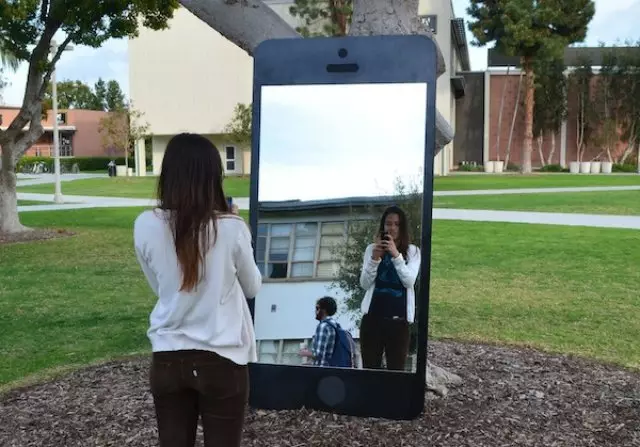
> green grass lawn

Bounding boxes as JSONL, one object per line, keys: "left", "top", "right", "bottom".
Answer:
{"left": 1, "top": 207, "right": 638, "bottom": 391}
{"left": 16, "top": 174, "right": 640, "bottom": 199}
{"left": 17, "top": 176, "right": 251, "bottom": 199}
{"left": 432, "top": 173, "right": 640, "bottom": 190}
{"left": 17, "top": 201, "right": 50, "bottom": 206}
{"left": 434, "top": 190, "right": 640, "bottom": 215}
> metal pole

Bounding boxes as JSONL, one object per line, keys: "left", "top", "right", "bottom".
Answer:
{"left": 51, "top": 40, "right": 63, "bottom": 204}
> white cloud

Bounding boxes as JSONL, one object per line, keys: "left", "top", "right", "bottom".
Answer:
{"left": 258, "top": 83, "right": 426, "bottom": 202}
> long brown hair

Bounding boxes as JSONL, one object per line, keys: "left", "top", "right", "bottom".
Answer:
{"left": 378, "top": 205, "right": 410, "bottom": 260}
{"left": 157, "top": 133, "right": 230, "bottom": 292}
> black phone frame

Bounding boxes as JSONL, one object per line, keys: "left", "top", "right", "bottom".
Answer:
{"left": 248, "top": 35, "right": 437, "bottom": 420}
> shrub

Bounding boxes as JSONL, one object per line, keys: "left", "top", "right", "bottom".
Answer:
{"left": 612, "top": 163, "right": 637, "bottom": 173}
{"left": 538, "top": 164, "right": 567, "bottom": 172}
{"left": 506, "top": 162, "right": 520, "bottom": 172}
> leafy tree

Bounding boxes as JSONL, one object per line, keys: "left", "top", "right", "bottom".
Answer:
{"left": 98, "top": 106, "right": 150, "bottom": 172}
{"left": 93, "top": 78, "right": 107, "bottom": 111}
{"left": 0, "top": 39, "right": 20, "bottom": 71}
{"left": 289, "top": 0, "right": 352, "bottom": 37}
{"left": 468, "top": 0, "right": 595, "bottom": 173}
{"left": 224, "top": 103, "right": 252, "bottom": 145}
{"left": 43, "top": 80, "right": 98, "bottom": 110}
{"left": 0, "top": 0, "right": 177, "bottom": 233}
{"left": 617, "top": 42, "right": 640, "bottom": 165}
{"left": 533, "top": 55, "right": 567, "bottom": 166}
{"left": 567, "top": 56, "right": 595, "bottom": 163}
{"left": 105, "top": 80, "right": 126, "bottom": 111}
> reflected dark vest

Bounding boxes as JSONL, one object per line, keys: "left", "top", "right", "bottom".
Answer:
{"left": 368, "top": 253, "right": 407, "bottom": 320}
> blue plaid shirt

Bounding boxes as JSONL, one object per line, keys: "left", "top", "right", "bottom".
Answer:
{"left": 311, "top": 317, "right": 336, "bottom": 366}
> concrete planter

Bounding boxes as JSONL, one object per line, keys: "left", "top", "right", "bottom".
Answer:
{"left": 494, "top": 161, "right": 505, "bottom": 173}
{"left": 569, "top": 162, "right": 580, "bottom": 174}
{"left": 579, "top": 162, "right": 591, "bottom": 174}
{"left": 127, "top": 167, "right": 134, "bottom": 177}
{"left": 484, "top": 161, "right": 495, "bottom": 173}
{"left": 115, "top": 165, "right": 127, "bottom": 177}
{"left": 601, "top": 161, "right": 613, "bottom": 174}
{"left": 590, "top": 161, "right": 602, "bottom": 174}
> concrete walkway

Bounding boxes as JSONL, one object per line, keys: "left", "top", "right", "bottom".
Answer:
{"left": 16, "top": 173, "right": 107, "bottom": 187}
{"left": 433, "top": 208, "right": 640, "bottom": 230}
{"left": 434, "top": 185, "right": 640, "bottom": 196}
{"left": 17, "top": 193, "right": 250, "bottom": 212}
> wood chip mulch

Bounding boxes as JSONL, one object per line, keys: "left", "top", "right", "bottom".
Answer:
{"left": 1, "top": 341, "right": 638, "bottom": 447}
{"left": 0, "top": 229, "right": 75, "bottom": 245}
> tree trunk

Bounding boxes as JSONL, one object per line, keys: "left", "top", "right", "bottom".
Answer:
{"left": 494, "top": 66, "right": 511, "bottom": 162}
{"left": 521, "top": 58, "right": 535, "bottom": 174}
{"left": 548, "top": 130, "right": 557, "bottom": 165}
{"left": 180, "top": 0, "right": 461, "bottom": 397}
{"left": 178, "top": 0, "right": 453, "bottom": 151}
{"left": 505, "top": 72, "right": 524, "bottom": 167}
{"left": 0, "top": 144, "right": 28, "bottom": 234}
{"left": 537, "top": 134, "right": 545, "bottom": 167}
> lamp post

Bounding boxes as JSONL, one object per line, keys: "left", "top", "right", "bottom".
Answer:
{"left": 50, "top": 40, "right": 73, "bottom": 204}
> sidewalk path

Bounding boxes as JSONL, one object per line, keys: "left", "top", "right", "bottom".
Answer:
{"left": 433, "top": 185, "right": 640, "bottom": 196}
{"left": 433, "top": 208, "right": 640, "bottom": 230}
{"left": 17, "top": 173, "right": 107, "bottom": 187}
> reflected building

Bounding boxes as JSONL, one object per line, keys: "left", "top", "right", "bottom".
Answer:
{"left": 253, "top": 195, "right": 417, "bottom": 372}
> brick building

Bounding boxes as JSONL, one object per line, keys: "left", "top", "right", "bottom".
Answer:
{"left": 0, "top": 107, "right": 112, "bottom": 158}
{"left": 453, "top": 46, "right": 640, "bottom": 168}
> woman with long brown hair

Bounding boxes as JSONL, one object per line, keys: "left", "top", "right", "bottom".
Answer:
{"left": 133, "top": 133, "right": 261, "bottom": 447}
{"left": 359, "top": 205, "right": 420, "bottom": 371}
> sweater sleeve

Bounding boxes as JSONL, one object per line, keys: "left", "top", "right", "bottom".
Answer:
{"left": 391, "top": 245, "right": 421, "bottom": 289}
{"left": 234, "top": 221, "right": 262, "bottom": 299}
{"left": 133, "top": 216, "right": 160, "bottom": 297}
{"left": 359, "top": 244, "right": 381, "bottom": 290}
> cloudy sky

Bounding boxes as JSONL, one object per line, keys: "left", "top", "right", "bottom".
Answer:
{"left": 258, "top": 83, "right": 426, "bottom": 202}
{"left": 1, "top": 0, "right": 639, "bottom": 106}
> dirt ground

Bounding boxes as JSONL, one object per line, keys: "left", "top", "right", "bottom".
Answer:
{"left": 1, "top": 340, "right": 638, "bottom": 446}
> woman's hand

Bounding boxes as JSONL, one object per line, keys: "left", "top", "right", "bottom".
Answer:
{"left": 372, "top": 236, "right": 385, "bottom": 260}
{"left": 231, "top": 204, "right": 239, "bottom": 215}
{"left": 299, "top": 348, "right": 313, "bottom": 358}
{"left": 382, "top": 236, "right": 400, "bottom": 258}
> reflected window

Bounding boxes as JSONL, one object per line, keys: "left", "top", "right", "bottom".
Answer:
{"left": 258, "top": 220, "right": 346, "bottom": 280}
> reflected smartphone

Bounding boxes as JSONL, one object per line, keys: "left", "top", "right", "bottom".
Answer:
{"left": 249, "top": 35, "right": 438, "bottom": 421}
{"left": 381, "top": 230, "right": 389, "bottom": 241}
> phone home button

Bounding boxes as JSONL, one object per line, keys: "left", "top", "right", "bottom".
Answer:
{"left": 317, "top": 375, "right": 346, "bottom": 407}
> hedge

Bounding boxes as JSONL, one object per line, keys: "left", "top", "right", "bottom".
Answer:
{"left": 17, "top": 156, "right": 151, "bottom": 172}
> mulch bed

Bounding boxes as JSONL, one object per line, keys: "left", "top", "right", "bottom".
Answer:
{"left": 0, "top": 229, "right": 75, "bottom": 245}
{"left": 1, "top": 341, "right": 638, "bottom": 447}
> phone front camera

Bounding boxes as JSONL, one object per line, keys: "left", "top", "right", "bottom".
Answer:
{"left": 338, "top": 48, "right": 348, "bottom": 58}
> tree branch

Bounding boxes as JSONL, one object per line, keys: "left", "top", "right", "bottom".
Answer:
{"left": 177, "top": 0, "right": 300, "bottom": 55}
{"left": 180, "top": 0, "right": 452, "bottom": 151}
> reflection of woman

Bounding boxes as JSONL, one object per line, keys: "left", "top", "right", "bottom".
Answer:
{"left": 133, "top": 133, "right": 262, "bottom": 447}
{"left": 359, "top": 205, "right": 421, "bottom": 371}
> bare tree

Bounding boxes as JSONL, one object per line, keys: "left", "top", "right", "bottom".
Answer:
{"left": 177, "top": 0, "right": 459, "bottom": 395}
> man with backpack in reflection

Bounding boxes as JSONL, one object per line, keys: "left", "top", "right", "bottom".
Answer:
{"left": 299, "top": 296, "right": 357, "bottom": 367}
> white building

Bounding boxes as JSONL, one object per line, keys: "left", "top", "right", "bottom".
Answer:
{"left": 127, "top": 0, "right": 471, "bottom": 177}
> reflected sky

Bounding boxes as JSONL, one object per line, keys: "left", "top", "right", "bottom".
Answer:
{"left": 258, "top": 83, "right": 427, "bottom": 202}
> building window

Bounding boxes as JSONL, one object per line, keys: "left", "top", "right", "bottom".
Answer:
{"left": 420, "top": 14, "right": 437, "bottom": 34}
{"left": 256, "top": 220, "right": 347, "bottom": 280}
{"left": 60, "top": 134, "right": 73, "bottom": 157}
{"left": 225, "top": 145, "right": 236, "bottom": 172}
